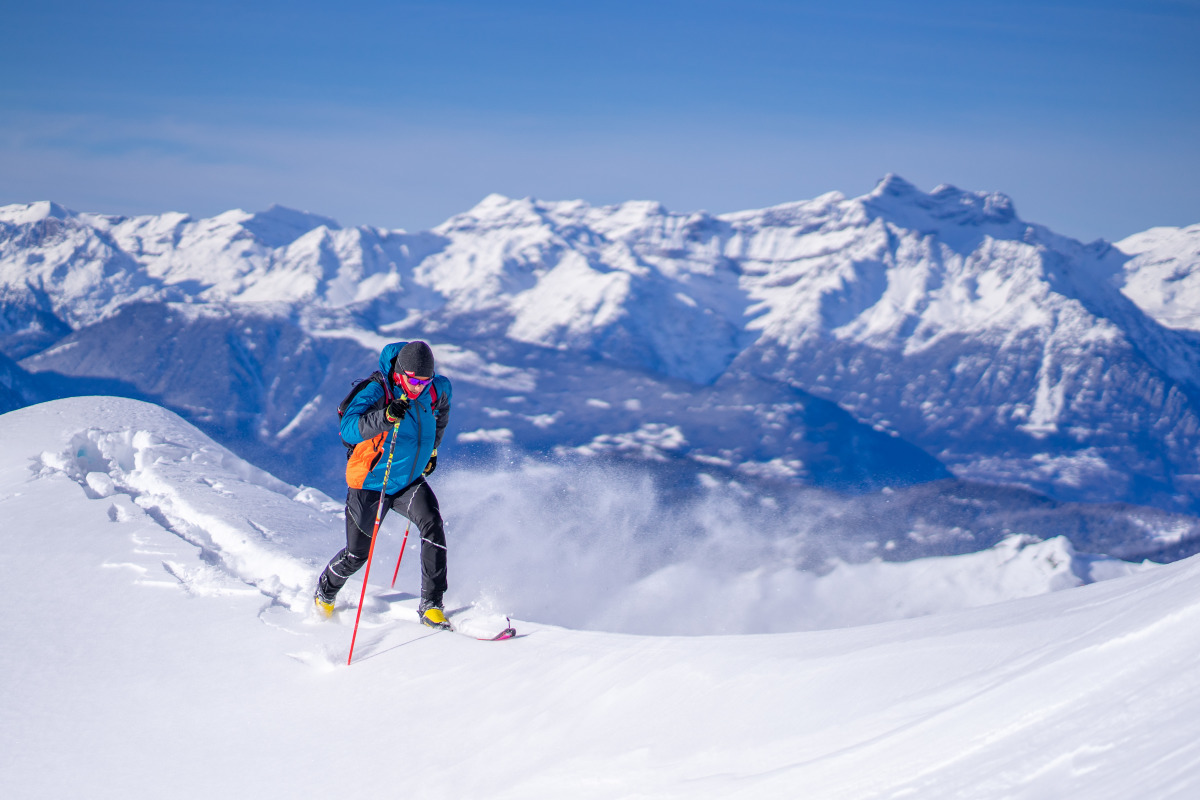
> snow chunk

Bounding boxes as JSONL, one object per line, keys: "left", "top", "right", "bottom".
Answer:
{"left": 457, "top": 427, "right": 515, "bottom": 445}
{"left": 569, "top": 423, "right": 688, "bottom": 461}
{"left": 737, "top": 458, "right": 807, "bottom": 479}
{"left": 85, "top": 471, "right": 116, "bottom": 498}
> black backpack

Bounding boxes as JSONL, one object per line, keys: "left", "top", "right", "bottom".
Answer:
{"left": 336, "top": 371, "right": 392, "bottom": 457}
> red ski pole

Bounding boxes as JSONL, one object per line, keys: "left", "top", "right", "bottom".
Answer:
{"left": 347, "top": 423, "right": 401, "bottom": 666}
{"left": 390, "top": 520, "right": 411, "bottom": 589}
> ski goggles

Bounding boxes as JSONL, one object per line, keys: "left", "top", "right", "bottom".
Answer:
{"left": 395, "top": 370, "right": 432, "bottom": 387}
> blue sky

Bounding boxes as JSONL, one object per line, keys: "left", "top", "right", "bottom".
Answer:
{"left": 1, "top": 0, "right": 1196, "bottom": 241}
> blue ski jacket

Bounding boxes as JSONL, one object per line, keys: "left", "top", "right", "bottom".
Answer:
{"left": 341, "top": 342, "right": 452, "bottom": 494}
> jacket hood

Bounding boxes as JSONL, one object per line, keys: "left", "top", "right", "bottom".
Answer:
{"left": 378, "top": 341, "right": 405, "bottom": 387}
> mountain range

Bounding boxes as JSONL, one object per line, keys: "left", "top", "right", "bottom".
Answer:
{"left": 4, "top": 177, "right": 1200, "bottom": 560}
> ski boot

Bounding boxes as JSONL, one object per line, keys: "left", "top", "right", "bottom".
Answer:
{"left": 313, "top": 588, "right": 335, "bottom": 620}
{"left": 418, "top": 599, "right": 453, "bottom": 631}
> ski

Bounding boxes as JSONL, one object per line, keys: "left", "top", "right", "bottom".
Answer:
{"left": 434, "top": 616, "right": 516, "bottom": 640}
{"left": 479, "top": 619, "right": 518, "bottom": 641}
{"left": 375, "top": 594, "right": 517, "bottom": 641}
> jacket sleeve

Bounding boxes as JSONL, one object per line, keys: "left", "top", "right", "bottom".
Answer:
{"left": 432, "top": 376, "right": 452, "bottom": 449}
{"left": 340, "top": 382, "right": 389, "bottom": 444}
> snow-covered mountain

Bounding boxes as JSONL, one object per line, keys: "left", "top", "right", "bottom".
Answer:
{"left": 1117, "top": 222, "right": 1200, "bottom": 331}
{"left": 4, "top": 396, "right": 1199, "bottom": 798}
{"left": 723, "top": 178, "right": 1200, "bottom": 510}
{"left": 4, "top": 179, "right": 1200, "bottom": 522}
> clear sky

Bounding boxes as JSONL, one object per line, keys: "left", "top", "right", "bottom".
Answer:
{"left": 1, "top": 0, "right": 1197, "bottom": 242}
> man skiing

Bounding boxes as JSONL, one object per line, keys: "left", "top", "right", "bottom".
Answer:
{"left": 314, "top": 340, "right": 454, "bottom": 630}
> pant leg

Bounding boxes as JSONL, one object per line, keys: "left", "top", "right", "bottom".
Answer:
{"left": 318, "top": 487, "right": 388, "bottom": 599}
{"left": 391, "top": 479, "right": 447, "bottom": 607}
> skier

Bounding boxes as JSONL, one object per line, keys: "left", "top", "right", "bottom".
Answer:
{"left": 314, "top": 340, "right": 454, "bottom": 630}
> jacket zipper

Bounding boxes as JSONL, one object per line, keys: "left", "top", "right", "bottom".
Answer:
{"left": 407, "top": 399, "right": 424, "bottom": 487}
{"left": 391, "top": 393, "right": 426, "bottom": 494}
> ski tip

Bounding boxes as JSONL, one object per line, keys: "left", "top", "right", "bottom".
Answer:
{"left": 487, "top": 627, "right": 518, "bottom": 641}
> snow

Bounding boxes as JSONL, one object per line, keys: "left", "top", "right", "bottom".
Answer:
{"left": 0, "top": 200, "right": 71, "bottom": 225}
{"left": 1117, "top": 223, "right": 1200, "bottom": 331}
{"left": 273, "top": 395, "right": 322, "bottom": 440}
{"left": 456, "top": 426, "right": 515, "bottom": 445}
{"left": 4, "top": 396, "right": 1198, "bottom": 798}
{"left": 567, "top": 422, "right": 688, "bottom": 461}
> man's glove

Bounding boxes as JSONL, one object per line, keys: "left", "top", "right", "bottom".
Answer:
{"left": 423, "top": 449, "right": 438, "bottom": 476}
{"left": 385, "top": 396, "right": 410, "bottom": 423}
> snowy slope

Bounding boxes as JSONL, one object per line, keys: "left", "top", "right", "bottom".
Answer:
{"left": 3, "top": 397, "right": 1198, "bottom": 799}
{"left": 1117, "top": 223, "right": 1200, "bottom": 331}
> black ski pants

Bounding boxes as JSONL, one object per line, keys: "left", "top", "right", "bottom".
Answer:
{"left": 318, "top": 479, "right": 447, "bottom": 607}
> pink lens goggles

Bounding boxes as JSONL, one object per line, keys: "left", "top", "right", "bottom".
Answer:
{"left": 396, "top": 371, "right": 432, "bottom": 387}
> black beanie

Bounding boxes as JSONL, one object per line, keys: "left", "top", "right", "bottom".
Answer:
{"left": 397, "top": 341, "right": 435, "bottom": 376}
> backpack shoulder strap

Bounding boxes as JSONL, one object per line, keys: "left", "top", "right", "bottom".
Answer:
{"left": 338, "top": 371, "right": 391, "bottom": 419}
{"left": 372, "top": 371, "right": 392, "bottom": 404}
